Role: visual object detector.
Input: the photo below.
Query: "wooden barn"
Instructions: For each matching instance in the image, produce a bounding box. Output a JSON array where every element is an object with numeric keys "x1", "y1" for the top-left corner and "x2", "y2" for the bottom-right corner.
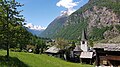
[{"x1": 94, "y1": 43, "x2": 120, "y2": 66}]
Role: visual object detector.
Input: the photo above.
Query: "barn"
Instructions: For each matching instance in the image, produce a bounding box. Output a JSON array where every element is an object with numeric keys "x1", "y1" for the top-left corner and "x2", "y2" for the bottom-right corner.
[{"x1": 94, "y1": 43, "x2": 120, "y2": 66}]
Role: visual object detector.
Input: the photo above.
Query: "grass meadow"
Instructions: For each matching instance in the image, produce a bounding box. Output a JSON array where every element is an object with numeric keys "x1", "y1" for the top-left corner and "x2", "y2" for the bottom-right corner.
[{"x1": 0, "y1": 50, "x2": 93, "y2": 67}]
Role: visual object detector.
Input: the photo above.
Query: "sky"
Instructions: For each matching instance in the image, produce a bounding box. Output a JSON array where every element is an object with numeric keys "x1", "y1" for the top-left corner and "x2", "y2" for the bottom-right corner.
[{"x1": 17, "y1": 0, "x2": 89, "y2": 28}]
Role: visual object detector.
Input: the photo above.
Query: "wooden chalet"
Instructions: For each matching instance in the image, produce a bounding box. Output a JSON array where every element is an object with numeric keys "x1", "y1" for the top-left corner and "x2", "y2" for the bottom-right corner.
[
  {"x1": 45, "y1": 46, "x2": 61, "y2": 57},
  {"x1": 94, "y1": 43, "x2": 120, "y2": 66},
  {"x1": 73, "y1": 45, "x2": 83, "y2": 62},
  {"x1": 73, "y1": 45, "x2": 83, "y2": 56}
]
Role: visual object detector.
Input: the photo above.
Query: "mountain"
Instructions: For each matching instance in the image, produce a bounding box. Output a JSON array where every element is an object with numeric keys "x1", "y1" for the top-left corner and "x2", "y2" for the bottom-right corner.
[
  {"x1": 25, "y1": 23, "x2": 46, "y2": 36},
  {"x1": 26, "y1": 28, "x2": 44, "y2": 36},
  {"x1": 41, "y1": 0, "x2": 120, "y2": 41},
  {"x1": 40, "y1": 15, "x2": 68, "y2": 38}
]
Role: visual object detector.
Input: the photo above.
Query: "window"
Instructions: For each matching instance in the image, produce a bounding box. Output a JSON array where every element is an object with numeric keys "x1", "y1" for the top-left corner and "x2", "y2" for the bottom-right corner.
[{"x1": 82, "y1": 41, "x2": 85, "y2": 44}]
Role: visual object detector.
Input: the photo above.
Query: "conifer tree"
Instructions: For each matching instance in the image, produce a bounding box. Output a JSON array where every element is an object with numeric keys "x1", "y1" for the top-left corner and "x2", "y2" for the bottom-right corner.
[{"x1": 0, "y1": 0, "x2": 24, "y2": 60}]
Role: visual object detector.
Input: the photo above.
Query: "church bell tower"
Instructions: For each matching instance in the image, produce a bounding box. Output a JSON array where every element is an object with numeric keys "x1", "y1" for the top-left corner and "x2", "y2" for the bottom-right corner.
[{"x1": 80, "y1": 29, "x2": 88, "y2": 52}]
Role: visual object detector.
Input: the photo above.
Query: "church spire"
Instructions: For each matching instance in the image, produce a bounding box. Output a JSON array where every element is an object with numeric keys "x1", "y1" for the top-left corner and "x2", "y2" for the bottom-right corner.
[
  {"x1": 80, "y1": 29, "x2": 88, "y2": 51},
  {"x1": 81, "y1": 29, "x2": 87, "y2": 41}
]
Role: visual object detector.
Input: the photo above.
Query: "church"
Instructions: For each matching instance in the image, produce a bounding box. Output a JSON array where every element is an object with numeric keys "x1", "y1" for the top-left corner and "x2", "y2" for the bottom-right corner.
[{"x1": 73, "y1": 29, "x2": 95, "y2": 64}]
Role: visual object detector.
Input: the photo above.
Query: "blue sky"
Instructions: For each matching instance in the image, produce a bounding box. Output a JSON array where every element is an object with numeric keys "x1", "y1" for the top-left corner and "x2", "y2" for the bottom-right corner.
[{"x1": 17, "y1": 0, "x2": 89, "y2": 27}]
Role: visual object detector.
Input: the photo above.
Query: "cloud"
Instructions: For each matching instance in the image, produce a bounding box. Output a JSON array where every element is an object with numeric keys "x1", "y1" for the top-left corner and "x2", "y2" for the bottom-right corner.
[
  {"x1": 56, "y1": 0, "x2": 80, "y2": 15},
  {"x1": 56, "y1": 0, "x2": 79, "y2": 9}
]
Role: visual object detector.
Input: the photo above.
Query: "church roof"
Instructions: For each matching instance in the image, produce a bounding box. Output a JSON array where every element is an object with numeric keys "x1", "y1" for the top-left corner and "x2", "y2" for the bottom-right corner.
[
  {"x1": 81, "y1": 29, "x2": 87, "y2": 41},
  {"x1": 80, "y1": 52, "x2": 93, "y2": 58},
  {"x1": 73, "y1": 45, "x2": 82, "y2": 52}
]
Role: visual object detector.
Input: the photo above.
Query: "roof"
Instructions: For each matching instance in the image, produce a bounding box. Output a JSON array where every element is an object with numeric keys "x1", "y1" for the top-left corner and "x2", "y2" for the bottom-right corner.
[
  {"x1": 45, "y1": 46, "x2": 60, "y2": 53},
  {"x1": 73, "y1": 45, "x2": 82, "y2": 51},
  {"x1": 81, "y1": 29, "x2": 87, "y2": 41},
  {"x1": 80, "y1": 52, "x2": 93, "y2": 58},
  {"x1": 93, "y1": 43, "x2": 120, "y2": 51}
]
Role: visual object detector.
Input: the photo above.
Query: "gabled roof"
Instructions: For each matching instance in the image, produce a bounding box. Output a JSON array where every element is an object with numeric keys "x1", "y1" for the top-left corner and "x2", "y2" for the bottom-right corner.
[
  {"x1": 80, "y1": 52, "x2": 93, "y2": 58},
  {"x1": 45, "y1": 46, "x2": 60, "y2": 53},
  {"x1": 73, "y1": 45, "x2": 82, "y2": 52},
  {"x1": 94, "y1": 43, "x2": 120, "y2": 51}
]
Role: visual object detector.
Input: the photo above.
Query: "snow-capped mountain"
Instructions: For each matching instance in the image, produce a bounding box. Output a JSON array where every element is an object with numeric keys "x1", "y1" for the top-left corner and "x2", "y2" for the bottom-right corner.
[{"x1": 24, "y1": 23, "x2": 46, "y2": 36}]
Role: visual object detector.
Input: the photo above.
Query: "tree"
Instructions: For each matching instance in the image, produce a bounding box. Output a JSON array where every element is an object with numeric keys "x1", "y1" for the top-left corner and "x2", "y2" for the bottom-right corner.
[
  {"x1": 55, "y1": 38, "x2": 68, "y2": 50},
  {"x1": 33, "y1": 36, "x2": 46, "y2": 54},
  {"x1": 0, "y1": 0, "x2": 24, "y2": 60},
  {"x1": 15, "y1": 26, "x2": 32, "y2": 51}
]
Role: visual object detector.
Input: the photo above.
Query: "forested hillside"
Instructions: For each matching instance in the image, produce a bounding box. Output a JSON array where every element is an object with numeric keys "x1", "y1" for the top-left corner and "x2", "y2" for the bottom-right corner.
[{"x1": 41, "y1": 0, "x2": 120, "y2": 41}]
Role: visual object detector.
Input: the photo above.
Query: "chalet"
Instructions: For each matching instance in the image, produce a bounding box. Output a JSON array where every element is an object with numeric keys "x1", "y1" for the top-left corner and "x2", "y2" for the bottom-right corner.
[
  {"x1": 94, "y1": 43, "x2": 120, "y2": 66},
  {"x1": 73, "y1": 45, "x2": 83, "y2": 56},
  {"x1": 73, "y1": 45, "x2": 83, "y2": 62},
  {"x1": 45, "y1": 46, "x2": 60, "y2": 57}
]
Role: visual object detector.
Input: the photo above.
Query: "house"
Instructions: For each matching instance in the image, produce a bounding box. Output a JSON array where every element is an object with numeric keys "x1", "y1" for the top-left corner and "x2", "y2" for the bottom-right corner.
[
  {"x1": 73, "y1": 45, "x2": 83, "y2": 62},
  {"x1": 73, "y1": 45, "x2": 83, "y2": 56},
  {"x1": 94, "y1": 43, "x2": 120, "y2": 66}
]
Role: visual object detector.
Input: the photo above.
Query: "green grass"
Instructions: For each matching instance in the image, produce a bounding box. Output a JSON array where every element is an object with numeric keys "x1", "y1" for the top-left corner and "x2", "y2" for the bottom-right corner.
[{"x1": 0, "y1": 50, "x2": 93, "y2": 67}]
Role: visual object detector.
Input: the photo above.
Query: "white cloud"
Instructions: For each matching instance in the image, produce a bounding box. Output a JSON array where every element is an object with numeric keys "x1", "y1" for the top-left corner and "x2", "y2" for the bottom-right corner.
[
  {"x1": 56, "y1": 0, "x2": 80, "y2": 15},
  {"x1": 56, "y1": 0, "x2": 79, "y2": 9}
]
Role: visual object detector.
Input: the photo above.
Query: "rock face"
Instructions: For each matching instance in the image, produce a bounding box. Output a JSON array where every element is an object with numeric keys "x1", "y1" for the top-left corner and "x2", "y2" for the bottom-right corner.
[
  {"x1": 84, "y1": 6, "x2": 120, "y2": 28},
  {"x1": 103, "y1": 26, "x2": 120, "y2": 39},
  {"x1": 41, "y1": 0, "x2": 120, "y2": 41}
]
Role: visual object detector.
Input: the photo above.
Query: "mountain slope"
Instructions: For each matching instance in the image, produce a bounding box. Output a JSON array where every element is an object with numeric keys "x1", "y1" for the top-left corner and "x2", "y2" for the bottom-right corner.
[
  {"x1": 42, "y1": 0, "x2": 120, "y2": 41},
  {"x1": 40, "y1": 0, "x2": 120, "y2": 41},
  {"x1": 26, "y1": 28, "x2": 44, "y2": 36},
  {"x1": 40, "y1": 15, "x2": 68, "y2": 38}
]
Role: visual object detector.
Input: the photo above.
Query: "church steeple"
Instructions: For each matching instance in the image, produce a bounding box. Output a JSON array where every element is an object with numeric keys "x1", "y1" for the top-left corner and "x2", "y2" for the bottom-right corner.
[
  {"x1": 81, "y1": 29, "x2": 87, "y2": 41},
  {"x1": 80, "y1": 29, "x2": 88, "y2": 52}
]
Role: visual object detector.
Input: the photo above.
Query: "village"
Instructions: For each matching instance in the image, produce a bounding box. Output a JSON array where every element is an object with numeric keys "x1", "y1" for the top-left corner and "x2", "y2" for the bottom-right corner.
[
  {"x1": 36, "y1": 29, "x2": 120, "y2": 67},
  {"x1": 0, "y1": 0, "x2": 120, "y2": 67}
]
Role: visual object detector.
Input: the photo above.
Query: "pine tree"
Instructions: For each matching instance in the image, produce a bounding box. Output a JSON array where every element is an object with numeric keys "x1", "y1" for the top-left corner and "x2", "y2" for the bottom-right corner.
[{"x1": 0, "y1": 0, "x2": 24, "y2": 60}]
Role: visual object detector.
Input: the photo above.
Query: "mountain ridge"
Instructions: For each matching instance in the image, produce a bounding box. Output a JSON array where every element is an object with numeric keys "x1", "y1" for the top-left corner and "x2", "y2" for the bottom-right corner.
[
  {"x1": 40, "y1": 0, "x2": 120, "y2": 41},
  {"x1": 24, "y1": 23, "x2": 46, "y2": 36},
  {"x1": 40, "y1": 15, "x2": 68, "y2": 38}
]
